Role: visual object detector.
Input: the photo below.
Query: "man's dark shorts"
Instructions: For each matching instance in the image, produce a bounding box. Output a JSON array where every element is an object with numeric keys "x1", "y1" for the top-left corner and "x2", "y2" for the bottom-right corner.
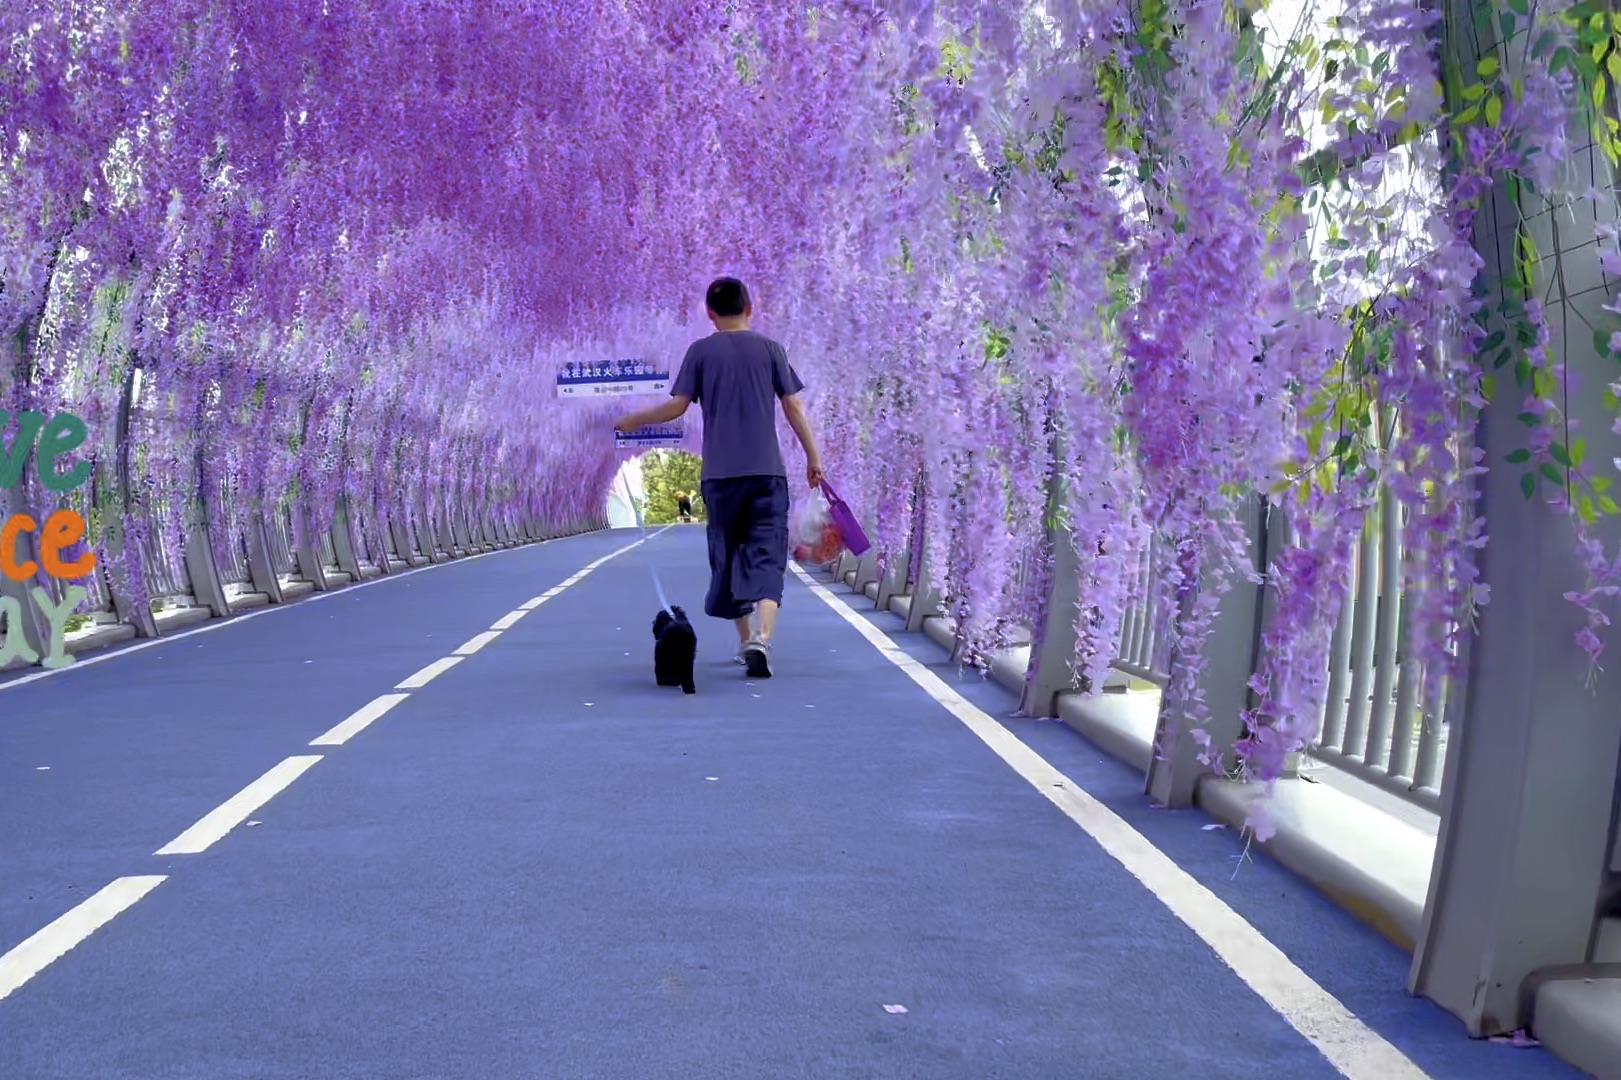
[{"x1": 700, "y1": 475, "x2": 790, "y2": 621}]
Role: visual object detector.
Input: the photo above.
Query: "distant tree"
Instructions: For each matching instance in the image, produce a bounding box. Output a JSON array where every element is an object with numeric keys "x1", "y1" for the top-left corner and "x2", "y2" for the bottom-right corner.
[{"x1": 639, "y1": 450, "x2": 705, "y2": 523}]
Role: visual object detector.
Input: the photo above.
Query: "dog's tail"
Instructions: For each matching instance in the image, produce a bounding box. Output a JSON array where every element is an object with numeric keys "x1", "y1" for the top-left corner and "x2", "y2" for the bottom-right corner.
[{"x1": 682, "y1": 677, "x2": 696, "y2": 695}]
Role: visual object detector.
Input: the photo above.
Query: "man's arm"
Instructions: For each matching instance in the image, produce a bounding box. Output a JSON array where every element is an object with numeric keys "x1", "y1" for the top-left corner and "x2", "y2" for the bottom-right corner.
[
  {"x1": 616, "y1": 395, "x2": 691, "y2": 433},
  {"x1": 779, "y1": 392, "x2": 825, "y2": 488}
]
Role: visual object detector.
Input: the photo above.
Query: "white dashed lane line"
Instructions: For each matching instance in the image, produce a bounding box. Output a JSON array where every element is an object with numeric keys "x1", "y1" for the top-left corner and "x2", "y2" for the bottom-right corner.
[
  {"x1": 155, "y1": 756, "x2": 324, "y2": 856},
  {"x1": 0, "y1": 876, "x2": 168, "y2": 1004},
  {"x1": 311, "y1": 693, "x2": 410, "y2": 747},
  {"x1": 396, "y1": 656, "x2": 464, "y2": 689},
  {"x1": 0, "y1": 527, "x2": 670, "y2": 1008},
  {"x1": 455, "y1": 631, "x2": 502, "y2": 656},
  {"x1": 490, "y1": 611, "x2": 527, "y2": 631}
]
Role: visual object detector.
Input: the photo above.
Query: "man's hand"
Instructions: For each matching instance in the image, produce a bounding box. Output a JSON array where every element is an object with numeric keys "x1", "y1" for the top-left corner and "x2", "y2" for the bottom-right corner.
[
  {"x1": 614, "y1": 414, "x2": 641, "y2": 434},
  {"x1": 807, "y1": 457, "x2": 827, "y2": 489}
]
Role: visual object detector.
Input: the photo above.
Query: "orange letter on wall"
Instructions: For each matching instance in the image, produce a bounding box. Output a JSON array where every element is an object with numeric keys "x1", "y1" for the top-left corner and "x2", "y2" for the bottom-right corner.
[
  {"x1": 1, "y1": 513, "x2": 38, "y2": 581},
  {"x1": 42, "y1": 510, "x2": 95, "y2": 579}
]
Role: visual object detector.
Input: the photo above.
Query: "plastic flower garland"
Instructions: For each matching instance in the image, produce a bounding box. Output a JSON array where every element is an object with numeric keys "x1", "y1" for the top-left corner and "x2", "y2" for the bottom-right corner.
[{"x1": 4, "y1": 1, "x2": 1619, "y2": 825}]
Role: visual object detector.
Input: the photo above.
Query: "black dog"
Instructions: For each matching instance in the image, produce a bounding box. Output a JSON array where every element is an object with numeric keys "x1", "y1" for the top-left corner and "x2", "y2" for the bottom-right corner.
[{"x1": 652, "y1": 606, "x2": 697, "y2": 694}]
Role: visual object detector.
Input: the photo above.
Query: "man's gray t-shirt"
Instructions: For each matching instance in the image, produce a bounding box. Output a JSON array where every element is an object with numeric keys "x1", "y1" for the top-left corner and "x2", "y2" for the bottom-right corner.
[{"x1": 671, "y1": 330, "x2": 805, "y2": 481}]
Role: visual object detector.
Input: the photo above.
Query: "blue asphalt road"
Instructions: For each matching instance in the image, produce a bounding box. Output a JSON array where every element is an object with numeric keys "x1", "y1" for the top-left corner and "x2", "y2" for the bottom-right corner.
[{"x1": 0, "y1": 528, "x2": 1583, "y2": 1079}]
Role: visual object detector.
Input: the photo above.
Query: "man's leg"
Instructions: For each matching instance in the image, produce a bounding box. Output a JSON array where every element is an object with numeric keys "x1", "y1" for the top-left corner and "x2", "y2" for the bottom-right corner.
[
  {"x1": 755, "y1": 599, "x2": 779, "y2": 644},
  {"x1": 701, "y1": 480, "x2": 749, "y2": 626},
  {"x1": 736, "y1": 477, "x2": 790, "y2": 677}
]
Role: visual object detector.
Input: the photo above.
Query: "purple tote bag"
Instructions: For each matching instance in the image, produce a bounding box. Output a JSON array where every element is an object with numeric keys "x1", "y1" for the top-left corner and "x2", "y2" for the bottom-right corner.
[{"x1": 820, "y1": 480, "x2": 871, "y2": 557}]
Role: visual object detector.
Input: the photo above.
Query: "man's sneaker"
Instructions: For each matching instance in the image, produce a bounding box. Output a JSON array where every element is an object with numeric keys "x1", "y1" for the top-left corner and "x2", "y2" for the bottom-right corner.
[
  {"x1": 742, "y1": 640, "x2": 772, "y2": 679},
  {"x1": 732, "y1": 651, "x2": 748, "y2": 667}
]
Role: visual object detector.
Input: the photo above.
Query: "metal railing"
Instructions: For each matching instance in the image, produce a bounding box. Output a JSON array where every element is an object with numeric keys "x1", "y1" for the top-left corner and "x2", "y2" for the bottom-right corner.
[
  {"x1": 267, "y1": 507, "x2": 299, "y2": 577},
  {"x1": 1112, "y1": 536, "x2": 1170, "y2": 687},
  {"x1": 316, "y1": 529, "x2": 340, "y2": 572},
  {"x1": 883, "y1": 482, "x2": 1449, "y2": 811},
  {"x1": 37, "y1": 562, "x2": 116, "y2": 616},
  {"x1": 139, "y1": 522, "x2": 192, "y2": 605},
  {"x1": 350, "y1": 506, "x2": 375, "y2": 568},
  {"x1": 217, "y1": 530, "x2": 253, "y2": 586},
  {"x1": 1306, "y1": 489, "x2": 1449, "y2": 810}
]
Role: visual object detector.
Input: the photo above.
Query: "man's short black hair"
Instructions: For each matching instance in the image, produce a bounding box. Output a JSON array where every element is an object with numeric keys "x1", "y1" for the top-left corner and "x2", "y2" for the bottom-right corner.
[{"x1": 705, "y1": 277, "x2": 750, "y2": 318}]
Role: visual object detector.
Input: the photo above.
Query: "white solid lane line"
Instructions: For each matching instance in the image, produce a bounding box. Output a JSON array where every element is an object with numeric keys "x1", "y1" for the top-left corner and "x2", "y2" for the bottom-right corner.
[
  {"x1": 795, "y1": 565, "x2": 1432, "y2": 1080},
  {"x1": 0, "y1": 876, "x2": 167, "y2": 1003},
  {"x1": 155, "y1": 756, "x2": 324, "y2": 856},
  {"x1": 310, "y1": 694, "x2": 410, "y2": 747},
  {"x1": 455, "y1": 631, "x2": 502, "y2": 655},
  {"x1": 490, "y1": 611, "x2": 527, "y2": 631},
  {"x1": 396, "y1": 656, "x2": 463, "y2": 689}
]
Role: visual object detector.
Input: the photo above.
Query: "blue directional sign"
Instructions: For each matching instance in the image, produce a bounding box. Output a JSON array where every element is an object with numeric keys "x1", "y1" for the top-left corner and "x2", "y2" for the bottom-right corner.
[
  {"x1": 615, "y1": 425, "x2": 685, "y2": 449},
  {"x1": 557, "y1": 358, "x2": 670, "y2": 398}
]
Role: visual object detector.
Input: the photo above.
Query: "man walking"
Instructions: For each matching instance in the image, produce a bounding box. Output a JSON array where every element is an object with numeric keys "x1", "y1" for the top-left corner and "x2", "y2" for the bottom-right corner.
[{"x1": 616, "y1": 277, "x2": 825, "y2": 678}]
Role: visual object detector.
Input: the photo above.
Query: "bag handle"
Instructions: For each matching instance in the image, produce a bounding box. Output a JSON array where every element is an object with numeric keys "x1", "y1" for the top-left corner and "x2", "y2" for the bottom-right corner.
[{"x1": 819, "y1": 479, "x2": 846, "y2": 505}]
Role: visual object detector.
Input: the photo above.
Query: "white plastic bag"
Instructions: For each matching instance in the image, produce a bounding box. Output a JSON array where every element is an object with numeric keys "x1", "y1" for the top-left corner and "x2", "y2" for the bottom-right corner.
[{"x1": 791, "y1": 489, "x2": 840, "y2": 563}]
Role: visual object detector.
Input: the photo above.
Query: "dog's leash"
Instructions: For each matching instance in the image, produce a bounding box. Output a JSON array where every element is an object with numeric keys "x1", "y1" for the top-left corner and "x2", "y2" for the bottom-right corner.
[{"x1": 619, "y1": 470, "x2": 673, "y2": 613}]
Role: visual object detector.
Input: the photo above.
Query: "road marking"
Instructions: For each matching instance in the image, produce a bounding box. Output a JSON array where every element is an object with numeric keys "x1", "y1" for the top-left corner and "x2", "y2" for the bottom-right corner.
[
  {"x1": 0, "y1": 876, "x2": 167, "y2": 1003},
  {"x1": 0, "y1": 525, "x2": 671, "y2": 699},
  {"x1": 311, "y1": 694, "x2": 409, "y2": 746},
  {"x1": 455, "y1": 631, "x2": 502, "y2": 655},
  {"x1": 795, "y1": 564, "x2": 1433, "y2": 1080},
  {"x1": 402, "y1": 530, "x2": 672, "y2": 683},
  {"x1": 0, "y1": 529, "x2": 628, "y2": 695},
  {"x1": 397, "y1": 656, "x2": 463, "y2": 689},
  {"x1": 521, "y1": 588, "x2": 564, "y2": 610},
  {"x1": 156, "y1": 756, "x2": 324, "y2": 856}
]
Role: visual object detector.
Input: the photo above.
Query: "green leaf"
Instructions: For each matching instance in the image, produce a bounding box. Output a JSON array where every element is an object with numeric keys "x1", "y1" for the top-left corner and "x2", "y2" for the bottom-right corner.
[
  {"x1": 1478, "y1": 56, "x2": 1501, "y2": 78},
  {"x1": 1541, "y1": 463, "x2": 1565, "y2": 484},
  {"x1": 1550, "y1": 442, "x2": 1572, "y2": 467},
  {"x1": 1596, "y1": 329, "x2": 1614, "y2": 357},
  {"x1": 1506, "y1": 0, "x2": 1528, "y2": 14},
  {"x1": 1463, "y1": 82, "x2": 1488, "y2": 100},
  {"x1": 1579, "y1": 494, "x2": 1597, "y2": 523},
  {"x1": 1486, "y1": 94, "x2": 1503, "y2": 127},
  {"x1": 1521, "y1": 472, "x2": 1537, "y2": 498},
  {"x1": 1505, "y1": 447, "x2": 1531, "y2": 463},
  {"x1": 1601, "y1": 495, "x2": 1621, "y2": 515}
]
